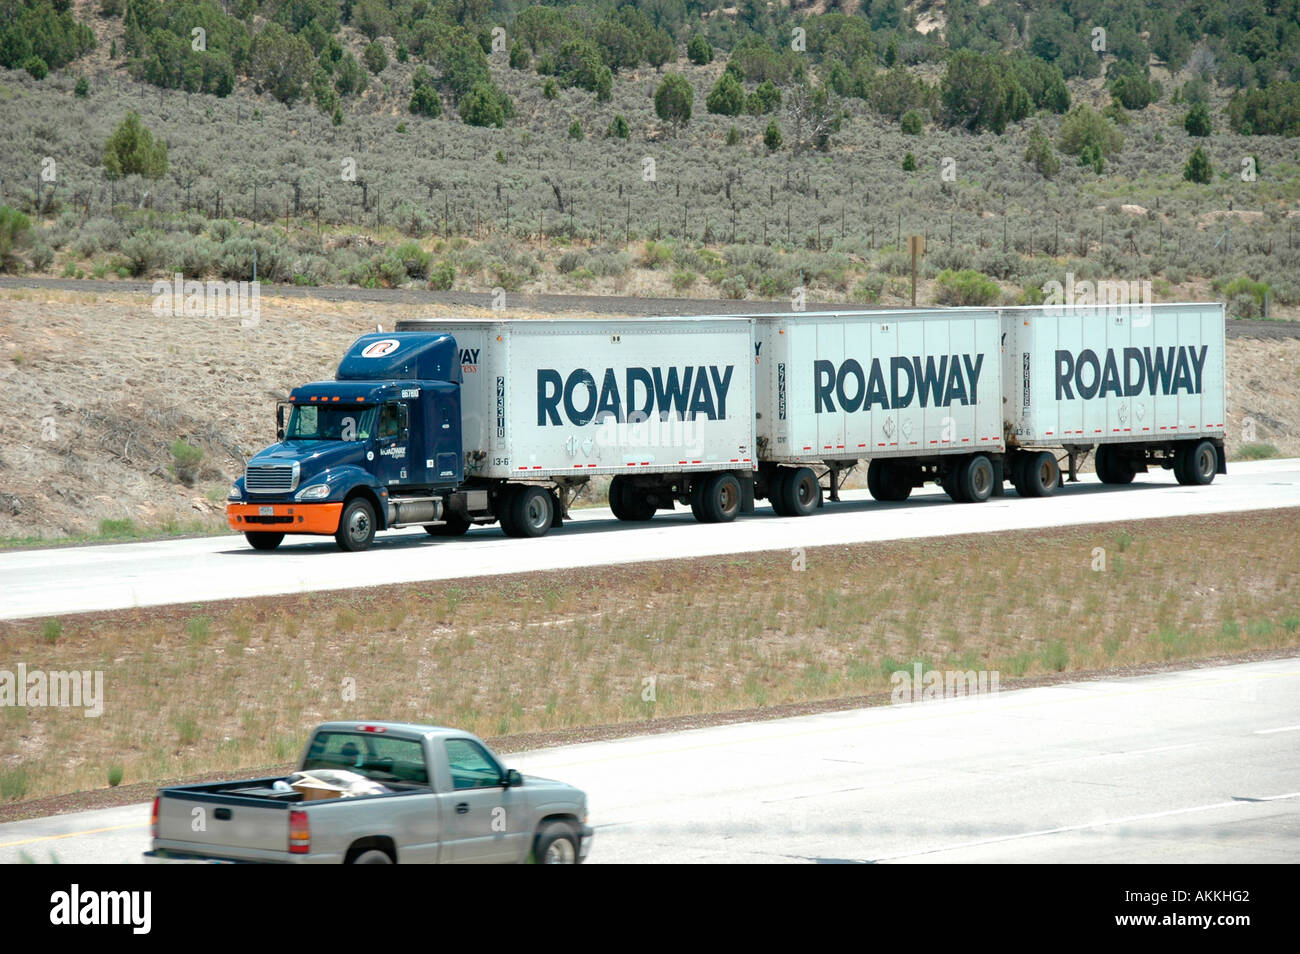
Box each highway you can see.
[2,458,1298,621]
[2,656,1296,864]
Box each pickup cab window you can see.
[302,731,428,784]
[445,738,503,789]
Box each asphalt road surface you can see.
[2,657,1296,864]
[2,459,1298,621]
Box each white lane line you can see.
[1254,724,1300,734]
[871,792,1300,862]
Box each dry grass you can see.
[1,509,1298,803]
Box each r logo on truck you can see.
[360,339,401,358]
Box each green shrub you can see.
[169,439,203,486]
[606,114,629,139]
[23,55,48,80]
[901,152,916,171]
[568,119,583,140]
[74,74,89,98]
[671,270,696,291]
[934,269,1000,306]
[429,259,455,290]
[107,764,124,787]
[0,205,33,272]
[1183,146,1212,184]
[41,619,62,644]
[1236,443,1280,460]
[763,120,782,152]
[900,109,923,134]
[687,34,713,65]
[99,518,135,537]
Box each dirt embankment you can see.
[0,287,1297,541]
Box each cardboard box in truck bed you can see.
[398,318,757,479]
[1000,303,1226,447]
[754,310,1004,463]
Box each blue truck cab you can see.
[227,333,476,551]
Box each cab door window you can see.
[378,402,408,442]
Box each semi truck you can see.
[226,303,1226,551]
[145,721,592,863]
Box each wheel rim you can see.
[718,481,738,515]
[971,460,992,497]
[1037,458,1055,487]
[525,493,549,530]
[544,838,575,863]
[347,507,371,543]
[1196,446,1215,480]
[796,475,816,507]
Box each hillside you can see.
[0,0,1297,315]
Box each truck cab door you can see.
[374,401,411,488]
[426,388,462,487]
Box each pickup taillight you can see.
[289,810,310,854]
[151,796,159,841]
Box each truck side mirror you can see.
[276,404,286,441]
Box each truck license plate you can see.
[259,506,273,516]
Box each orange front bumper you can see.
[227,502,343,535]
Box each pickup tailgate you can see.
[156,789,291,860]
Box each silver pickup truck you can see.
[145,721,592,863]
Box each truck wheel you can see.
[1020,451,1059,498]
[693,473,742,523]
[940,468,967,503]
[350,849,393,864]
[512,485,554,537]
[425,513,471,536]
[957,455,994,503]
[1178,440,1217,486]
[496,486,521,536]
[780,467,820,516]
[245,532,284,551]
[609,476,655,521]
[533,821,579,864]
[867,460,912,502]
[335,498,376,551]
[767,469,791,516]
[1095,445,1135,485]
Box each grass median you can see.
[2,509,1298,806]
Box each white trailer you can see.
[753,309,1007,508]
[396,317,759,527]
[1000,302,1226,492]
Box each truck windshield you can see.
[302,731,428,785]
[286,405,377,442]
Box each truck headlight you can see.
[227,484,242,501]
[295,483,331,501]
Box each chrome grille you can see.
[244,463,299,494]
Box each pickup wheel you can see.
[533,821,579,864]
[350,849,393,864]
[512,485,554,538]
[245,532,284,550]
[335,498,376,551]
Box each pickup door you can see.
[438,737,529,863]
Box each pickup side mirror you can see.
[503,769,523,788]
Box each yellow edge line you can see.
[0,821,146,849]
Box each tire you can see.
[1095,444,1135,485]
[335,498,376,551]
[608,475,655,521]
[693,472,742,523]
[511,485,554,538]
[533,821,579,865]
[1179,440,1217,486]
[245,532,284,551]
[494,486,519,536]
[766,470,790,516]
[940,468,967,503]
[1007,454,1027,497]
[424,513,471,536]
[867,460,912,502]
[1020,451,1059,498]
[350,848,393,864]
[780,467,820,516]
[957,454,994,503]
